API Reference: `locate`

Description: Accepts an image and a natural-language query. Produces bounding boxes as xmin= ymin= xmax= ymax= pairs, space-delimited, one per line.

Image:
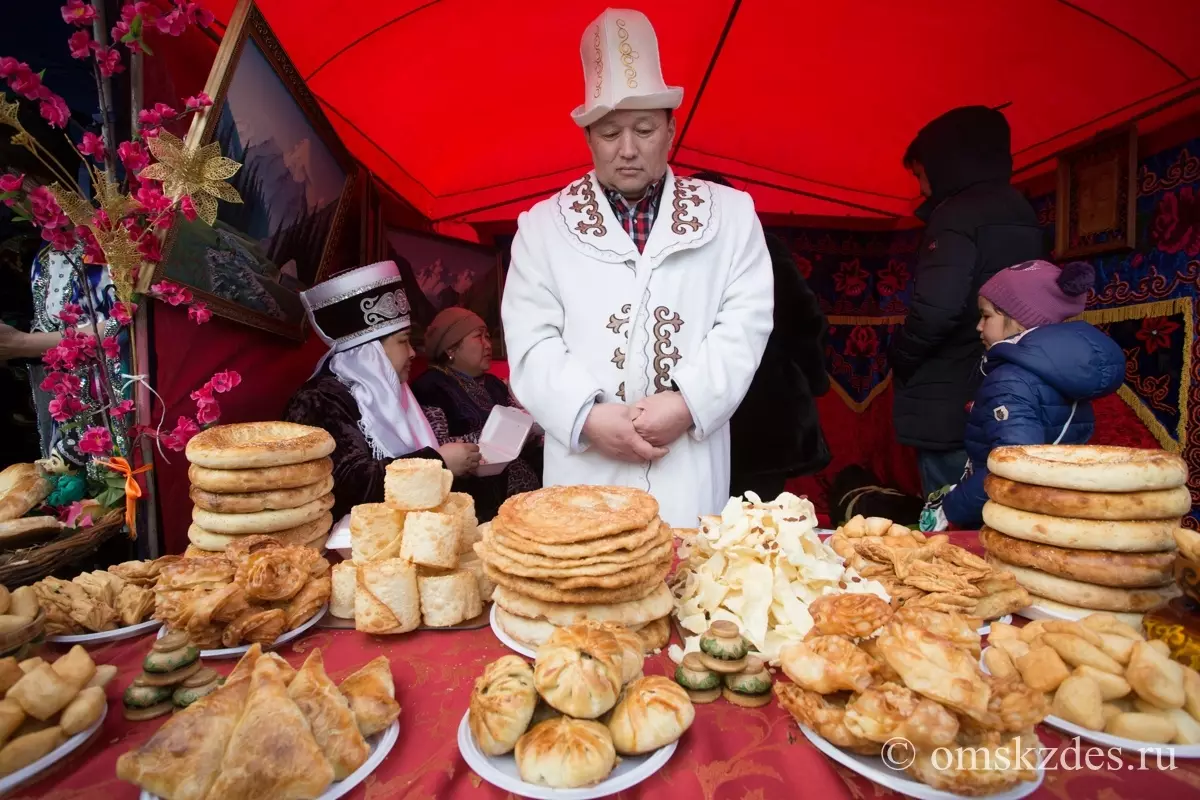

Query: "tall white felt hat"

xmin=571 ymin=9 xmax=684 ymax=128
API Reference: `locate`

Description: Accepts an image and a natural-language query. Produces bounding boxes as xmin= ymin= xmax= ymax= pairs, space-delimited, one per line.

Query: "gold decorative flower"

xmin=138 ymin=131 xmax=243 ymax=226
xmin=0 ymin=99 xmax=20 ymax=131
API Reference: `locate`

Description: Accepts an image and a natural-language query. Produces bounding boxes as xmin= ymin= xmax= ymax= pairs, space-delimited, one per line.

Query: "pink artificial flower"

xmin=111 ymin=399 xmax=135 ymax=417
xmin=29 ymin=186 xmax=69 ymax=229
xmin=93 ymin=45 xmax=123 ymax=78
xmin=40 ymin=371 xmax=82 ymax=395
xmin=137 ymin=232 xmax=163 ymax=262
xmin=153 ymin=102 xmax=176 ymax=119
xmin=68 ymin=30 xmax=93 ymax=59
xmin=188 ymin=302 xmax=212 ymax=324
xmin=61 ymin=1 xmax=98 ymax=26
xmin=184 ymin=92 xmax=212 ymax=111
xmin=161 ymin=416 xmax=200 ymax=451
xmin=156 ymin=7 xmax=188 ymax=35
xmin=48 ymin=394 xmax=85 ymax=423
xmin=63 ymin=500 xmax=96 ymax=528
xmin=137 ymin=107 xmax=162 ymax=135
xmin=57 ymin=302 xmax=84 ymax=325
xmin=135 ymin=183 xmax=171 ymax=214
xmin=112 ymin=302 xmax=137 ymax=326
xmin=38 ymin=94 xmax=70 ymax=129
xmin=190 ymin=382 xmax=215 ymax=406
xmin=70 ymin=331 xmax=99 ymax=359
xmin=179 ymin=195 xmax=198 ymax=222
xmin=195 ymin=400 xmax=221 ymax=425
xmin=151 ymin=281 xmax=192 ymax=306
xmin=209 ymin=370 xmax=242 ymax=393
xmin=189 ymin=3 xmax=214 ymax=27
xmin=101 ymin=335 xmax=121 ymax=359
xmin=78 ymin=131 xmax=107 ymax=161
xmin=78 ymin=425 xmax=113 ymax=456
xmin=43 ymin=225 xmax=78 ymax=252
xmin=117 ymin=140 xmax=150 ymax=173
xmin=0 ymin=173 xmax=22 ymax=207
xmin=9 ymin=67 xmax=42 ymax=99
xmin=77 ymin=226 xmax=105 ymax=263
xmin=0 ymin=58 xmax=20 ymax=79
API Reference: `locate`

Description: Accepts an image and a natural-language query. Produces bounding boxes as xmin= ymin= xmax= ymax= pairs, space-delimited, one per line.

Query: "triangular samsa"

xmin=288 ymin=650 xmax=370 ymax=780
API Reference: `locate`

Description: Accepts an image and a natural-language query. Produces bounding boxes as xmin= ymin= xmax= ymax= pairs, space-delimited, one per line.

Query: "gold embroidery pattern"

xmin=615 ymin=19 xmax=639 ymax=88
xmin=569 ymin=174 xmax=607 ymax=237
xmin=592 ymin=25 xmax=604 ymax=99
xmin=671 ymin=179 xmax=705 ymax=235
xmin=652 ymin=306 xmax=684 ymax=392
xmin=608 ymin=304 xmax=631 ymax=400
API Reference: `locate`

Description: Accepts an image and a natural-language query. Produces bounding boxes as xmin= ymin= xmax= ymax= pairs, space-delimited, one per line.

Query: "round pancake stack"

xmin=184 ymin=422 xmax=337 ymax=553
xmin=477 ymin=485 xmax=674 ymax=653
xmin=979 ymin=444 xmax=1189 ymax=620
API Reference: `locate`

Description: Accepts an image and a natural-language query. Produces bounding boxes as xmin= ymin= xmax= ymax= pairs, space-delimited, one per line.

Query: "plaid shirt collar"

xmin=602 ymin=175 xmax=666 ymax=254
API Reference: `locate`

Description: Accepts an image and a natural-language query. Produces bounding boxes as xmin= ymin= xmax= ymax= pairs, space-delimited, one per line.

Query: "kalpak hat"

xmin=301 ymin=260 xmax=411 ymax=353
xmin=571 ymin=9 xmax=683 ymax=128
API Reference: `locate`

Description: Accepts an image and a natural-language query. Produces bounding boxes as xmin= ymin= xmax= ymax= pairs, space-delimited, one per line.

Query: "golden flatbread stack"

xmin=980 ymin=444 xmax=1188 ymax=620
xmin=478 ymin=486 xmax=674 ymax=653
xmin=184 ymin=422 xmax=337 ymax=553
xmin=331 ymin=458 xmax=489 ymax=631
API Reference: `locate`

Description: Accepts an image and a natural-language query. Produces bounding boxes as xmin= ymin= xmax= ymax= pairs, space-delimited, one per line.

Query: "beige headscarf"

xmin=424 ymin=307 xmax=486 ymax=359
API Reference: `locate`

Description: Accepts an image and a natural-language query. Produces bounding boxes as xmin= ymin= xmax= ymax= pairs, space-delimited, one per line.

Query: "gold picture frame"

xmin=1055 ymin=126 xmax=1138 ymax=259
xmin=145 ymin=0 xmax=356 ymax=340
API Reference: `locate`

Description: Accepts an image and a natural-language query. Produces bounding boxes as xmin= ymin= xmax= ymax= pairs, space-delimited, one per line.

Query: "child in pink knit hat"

xmin=921 ymin=260 xmax=1126 ymax=531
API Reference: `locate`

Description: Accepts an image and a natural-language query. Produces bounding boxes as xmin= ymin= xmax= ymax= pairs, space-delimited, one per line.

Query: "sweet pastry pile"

xmin=0 ymin=584 xmax=40 ymax=635
xmin=777 ymin=594 xmax=1045 ymax=796
xmin=986 ymin=615 xmax=1200 ymax=744
xmin=469 ymin=621 xmax=693 ymax=789
xmin=332 ymin=458 xmax=489 ymax=632
xmin=0 ymin=463 xmax=59 ymax=549
xmin=0 ymin=645 xmax=114 ymax=776
xmin=122 ymin=631 xmax=224 ymax=721
xmin=30 ymin=559 xmax=171 ymax=635
xmin=118 ymin=645 xmax=400 ymax=798
xmin=153 ymin=536 xmax=330 ymax=648
xmin=980 ymin=445 xmax=1187 ymax=619
xmin=831 ymin=514 xmax=1031 ymax=621
xmin=478 ymin=485 xmax=673 ymax=652
xmin=185 ymin=422 xmax=337 ymax=553
xmin=674 ymin=621 xmax=773 ymax=707
xmin=672 ymin=493 xmax=888 ymax=666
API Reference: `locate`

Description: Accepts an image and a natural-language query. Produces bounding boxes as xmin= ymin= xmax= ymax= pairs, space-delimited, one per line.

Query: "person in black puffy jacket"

xmin=890 ymin=106 xmax=1045 ymax=495
xmin=921 ymin=260 xmax=1125 ymax=531
xmin=690 ymin=172 xmax=832 ymax=502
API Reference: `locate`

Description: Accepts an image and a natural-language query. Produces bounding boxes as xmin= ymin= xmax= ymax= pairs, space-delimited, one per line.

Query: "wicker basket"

xmin=0 ymin=511 xmax=125 ymax=588
xmin=0 ymin=609 xmax=46 ymax=660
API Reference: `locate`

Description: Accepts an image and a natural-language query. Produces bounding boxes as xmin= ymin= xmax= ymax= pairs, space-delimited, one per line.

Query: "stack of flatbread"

xmin=979 ymin=444 xmax=1188 ymax=623
xmin=477 ymin=485 xmax=674 ymax=653
xmin=330 ymin=458 xmax=491 ymax=632
xmin=0 ymin=463 xmax=61 ymax=550
xmin=184 ymin=422 xmax=337 ymax=554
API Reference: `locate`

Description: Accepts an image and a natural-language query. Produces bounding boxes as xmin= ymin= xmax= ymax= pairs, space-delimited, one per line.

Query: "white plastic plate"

xmin=1017 ymin=597 xmax=1144 ymax=629
xmin=979 ymin=647 xmax=1200 ymax=758
xmin=0 ymin=702 xmax=106 ymax=794
xmin=156 ymin=604 xmax=327 ymax=659
xmin=977 ymin=615 xmax=1012 ymax=636
xmin=799 ymin=725 xmax=1044 ymax=800
xmin=489 ymin=603 xmax=538 ymax=659
xmin=477 ymin=406 xmax=533 ymax=477
xmin=141 ymin=718 xmax=399 ymax=800
xmin=458 ymin=712 xmax=677 ymax=799
xmin=327 ymin=513 xmax=352 ymax=559
xmin=48 ymin=618 xmax=162 ymax=645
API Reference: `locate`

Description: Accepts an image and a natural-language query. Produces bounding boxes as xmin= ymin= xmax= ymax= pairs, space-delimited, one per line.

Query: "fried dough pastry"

xmin=894 ymin=607 xmax=982 ymax=656
xmin=973 ymin=587 xmax=1031 ymax=621
xmin=979 ymin=674 xmax=1050 ymax=733
xmin=157 ymin=557 xmax=236 ymax=591
xmin=223 ymin=534 xmax=282 ymax=562
xmin=809 ymin=593 xmax=893 ymax=639
xmin=774 ymin=684 xmax=879 ymax=754
xmin=902 ymin=562 xmax=982 ymax=597
xmin=109 ymin=555 xmax=181 ymax=586
xmin=859 ymin=637 xmax=903 ymax=683
xmin=906 ymin=730 xmax=1038 ymax=797
xmin=906 ymin=592 xmax=977 ymax=614
xmin=876 ymin=621 xmax=991 ymax=722
xmin=843 ymin=682 xmax=959 ymax=749
xmin=283 ymin=575 xmax=331 ymax=630
xmin=235 ymin=549 xmax=309 ymax=603
xmin=780 ymin=636 xmax=876 ymax=694
xmin=115 ymin=584 xmax=154 ymax=627
xmin=222 ymin=609 xmax=286 ymax=647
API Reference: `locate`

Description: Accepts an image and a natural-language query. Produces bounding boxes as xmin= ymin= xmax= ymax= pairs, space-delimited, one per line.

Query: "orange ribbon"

xmin=95 ymin=457 xmax=152 ymax=538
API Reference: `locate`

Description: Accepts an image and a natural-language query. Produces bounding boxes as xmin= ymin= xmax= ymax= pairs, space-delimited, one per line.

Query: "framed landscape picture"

xmin=148 ymin=0 xmax=355 ymax=339
xmin=380 ymin=227 xmax=505 ymax=358
xmin=1055 ymin=126 xmax=1137 ymax=259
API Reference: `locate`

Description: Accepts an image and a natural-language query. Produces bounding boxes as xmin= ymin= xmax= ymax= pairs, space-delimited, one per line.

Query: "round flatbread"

xmin=188 ymin=458 xmax=333 ymax=493
xmin=0 ymin=464 xmax=52 ymax=522
xmin=981 ymin=501 xmax=1178 ymax=552
xmin=186 ymin=422 xmax=335 ymax=469
xmin=497 ymin=485 xmax=659 ymax=544
xmin=475 ymin=538 xmax=673 ymax=580
xmin=987 ymin=445 xmax=1187 ymax=492
xmin=491 ymin=517 xmax=666 ymax=558
xmin=484 ymin=563 xmax=666 ymax=605
xmin=979 ymin=527 xmax=1175 ymax=588
xmin=495 ymin=606 xmax=557 ymax=647
xmin=189 ymin=475 xmax=335 ymax=514
xmin=0 ymin=515 xmax=64 ymax=547
xmin=983 ymin=475 xmax=1191 ymax=521
xmin=485 ymin=521 xmax=671 ymax=569
xmin=187 ymin=512 xmax=334 ymax=551
xmin=491 ymin=583 xmax=674 ymax=628
xmin=191 ymin=493 xmax=334 ymax=534
xmin=986 ymin=555 xmax=1180 ymax=612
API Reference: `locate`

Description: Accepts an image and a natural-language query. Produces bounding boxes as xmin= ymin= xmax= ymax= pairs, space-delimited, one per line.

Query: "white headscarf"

xmin=327 ymin=340 xmax=438 ymax=459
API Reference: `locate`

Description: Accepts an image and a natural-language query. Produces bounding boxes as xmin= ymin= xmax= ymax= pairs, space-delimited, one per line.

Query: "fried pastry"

xmin=809 ymin=593 xmax=893 ymax=639
xmin=339 ymin=656 xmax=400 ymax=737
xmin=283 ymin=575 xmax=330 ymax=631
xmin=876 ymin=621 xmax=990 ymax=722
xmin=843 ymin=682 xmax=959 ymax=749
xmin=773 ymin=683 xmax=879 ymax=754
xmin=780 ymin=636 xmax=876 ymax=694
xmin=235 ymin=549 xmax=310 ymax=602
xmin=1126 ymin=640 xmax=1185 ymax=710
xmin=906 ymin=730 xmax=1037 ymax=796
xmin=116 ymin=584 xmax=155 ymax=626
xmin=983 ymin=674 xmax=1050 ymax=733
xmin=894 ymin=607 xmax=981 ymax=655
xmin=288 ymin=650 xmax=369 ymax=780
xmin=0 ymin=727 xmax=66 ymax=777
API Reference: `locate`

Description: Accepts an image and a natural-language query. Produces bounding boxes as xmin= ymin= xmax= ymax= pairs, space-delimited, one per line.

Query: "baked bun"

xmin=514 ymin=717 xmax=616 ymax=789
xmin=185 ymin=422 xmax=335 ymax=469
xmin=383 ymin=459 xmax=452 ymax=511
xmin=580 ymin=620 xmax=644 ymax=684
xmin=534 ymin=623 xmax=625 ymax=718
xmin=468 ymin=655 xmax=536 ymax=756
xmin=636 ymin=616 xmax=671 ymax=652
xmin=606 ymin=675 xmax=695 ymax=755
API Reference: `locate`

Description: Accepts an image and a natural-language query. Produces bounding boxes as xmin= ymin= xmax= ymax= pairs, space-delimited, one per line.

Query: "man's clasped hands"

xmin=582 ymin=392 xmax=693 ymax=463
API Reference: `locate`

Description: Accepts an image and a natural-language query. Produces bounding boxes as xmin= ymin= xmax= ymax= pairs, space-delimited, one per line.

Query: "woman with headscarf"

xmin=284 ymin=262 xmax=480 ymax=520
xmin=410 ymin=307 xmax=542 ymax=520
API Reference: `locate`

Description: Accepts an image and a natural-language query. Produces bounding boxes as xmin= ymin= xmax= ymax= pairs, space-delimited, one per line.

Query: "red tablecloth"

xmin=19 ymin=534 xmax=1200 ymax=799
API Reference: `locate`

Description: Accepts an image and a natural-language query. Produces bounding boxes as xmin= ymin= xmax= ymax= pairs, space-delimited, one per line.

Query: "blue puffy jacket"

xmin=941 ymin=321 xmax=1126 ymax=527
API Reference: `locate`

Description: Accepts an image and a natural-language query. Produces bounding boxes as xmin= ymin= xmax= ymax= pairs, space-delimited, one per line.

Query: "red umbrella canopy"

xmin=204 ymin=0 xmax=1200 ymax=222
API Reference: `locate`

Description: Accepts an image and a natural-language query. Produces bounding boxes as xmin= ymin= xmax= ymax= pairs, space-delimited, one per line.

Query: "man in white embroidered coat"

xmin=501 ymin=9 xmax=773 ymax=527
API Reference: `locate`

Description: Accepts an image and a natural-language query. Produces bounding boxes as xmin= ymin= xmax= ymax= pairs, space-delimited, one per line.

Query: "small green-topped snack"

xmin=153 ymin=630 xmax=190 ymax=653
xmin=124 ymin=701 xmax=174 ymax=721
xmin=173 ymin=667 xmax=223 ymax=708
xmin=124 ymin=682 xmax=173 ymax=709
xmin=700 ymin=621 xmax=749 ymax=660
xmin=136 ymin=660 xmax=202 ymax=687
xmin=675 ymin=652 xmax=721 ymax=700
xmin=143 ymin=643 xmax=200 ymax=674
xmin=722 ymin=656 xmax=772 ymax=708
